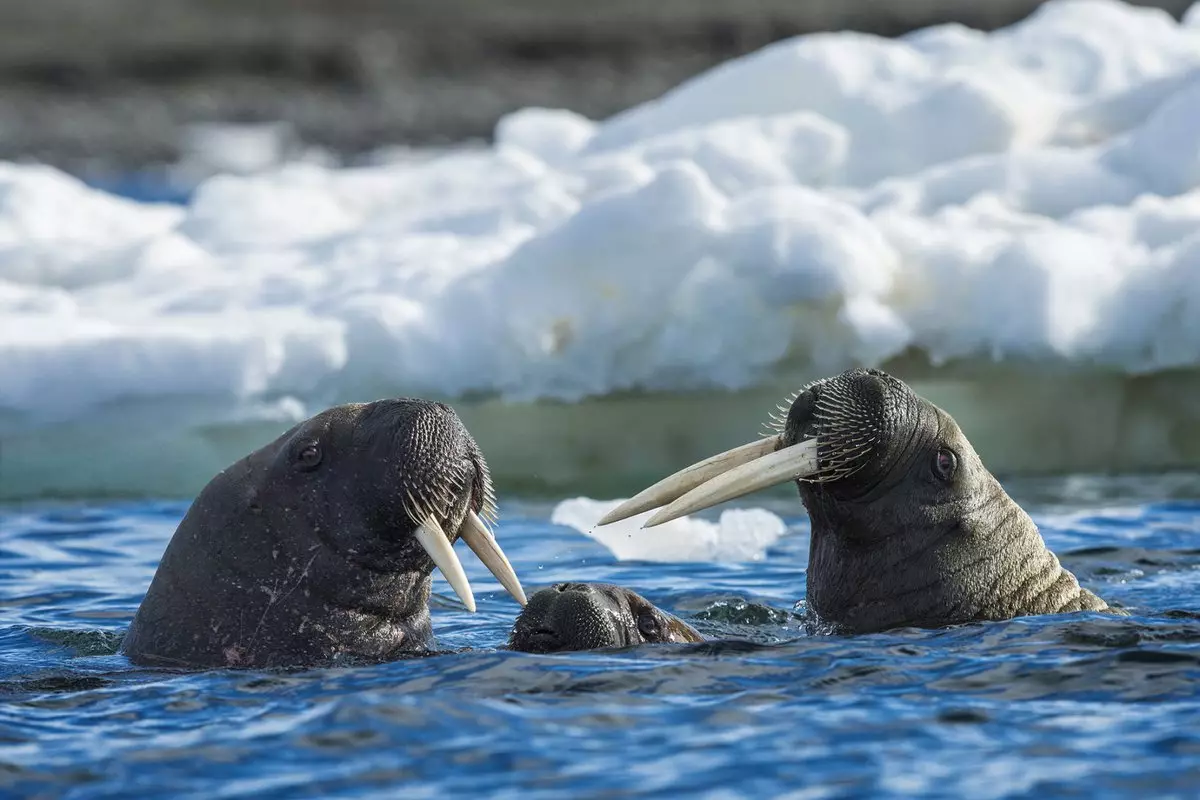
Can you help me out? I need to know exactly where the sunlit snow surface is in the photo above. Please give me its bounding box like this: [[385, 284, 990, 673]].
[[4, 0, 1200, 498], [5, 0, 1200, 417]]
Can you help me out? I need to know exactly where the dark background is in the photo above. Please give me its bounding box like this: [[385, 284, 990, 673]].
[[1, 0, 1193, 173]]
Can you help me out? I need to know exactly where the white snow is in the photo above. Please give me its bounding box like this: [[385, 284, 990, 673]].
[[550, 498, 789, 563], [3, 0, 1200, 496]]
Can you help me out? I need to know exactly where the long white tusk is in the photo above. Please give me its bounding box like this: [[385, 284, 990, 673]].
[[415, 516, 476, 612], [597, 437, 781, 526], [643, 439, 820, 528], [459, 510, 528, 607]]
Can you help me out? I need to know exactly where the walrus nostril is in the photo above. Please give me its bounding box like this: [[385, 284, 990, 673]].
[[784, 386, 821, 443], [557, 583, 590, 593]]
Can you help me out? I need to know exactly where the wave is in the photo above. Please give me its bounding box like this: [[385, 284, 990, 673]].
[[4, 0, 1200, 498]]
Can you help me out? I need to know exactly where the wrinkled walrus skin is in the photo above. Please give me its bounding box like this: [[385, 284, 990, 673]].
[[122, 398, 525, 669], [600, 368, 1114, 635], [509, 582, 703, 653]]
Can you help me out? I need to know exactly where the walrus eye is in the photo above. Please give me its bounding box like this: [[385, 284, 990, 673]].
[[636, 611, 661, 640], [297, 443, 323, 471], [933, 448, 957, 482]]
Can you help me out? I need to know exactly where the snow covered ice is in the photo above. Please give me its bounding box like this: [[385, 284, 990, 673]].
[[551, 498, 789, 564], [3, 0, 1200, 498]]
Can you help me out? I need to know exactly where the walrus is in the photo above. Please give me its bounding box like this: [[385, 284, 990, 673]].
[[508, 582, 703, 653], [121, 398, 527, 669], [599, 368, 1112, 634]]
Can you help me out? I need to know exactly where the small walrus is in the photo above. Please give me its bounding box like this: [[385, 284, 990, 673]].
[[599, 368, 1112, 634], [122, 399, 527, 669], [508, 582, 703, 653]]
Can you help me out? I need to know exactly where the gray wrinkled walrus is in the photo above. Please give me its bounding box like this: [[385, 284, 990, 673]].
[[122, 399, 527, 669], [508, 582, 703, 653], [599, 368, 1111, 634]]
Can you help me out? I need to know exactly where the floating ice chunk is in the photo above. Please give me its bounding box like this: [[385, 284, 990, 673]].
[[621, 112, 849, 193], [495, 108, 597, 164], [859, 149, 1141, 219], [179, 166, 362, 250], [987, 0, 1193, 95], [0, 164, 181, 288], [551, 498, 789, 564], [1104, 74, 1200, 196], [586, 34, 929, 155], [179, 122, 299, 176], [0, 311, 347, 420], [6, 0, 1200, 499]]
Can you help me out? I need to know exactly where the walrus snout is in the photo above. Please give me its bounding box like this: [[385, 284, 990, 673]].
[[508, 583, 702, 653], [354, 399, 493, 519], [778, 368, 919, 489], [349, 399, 526, 612], [508, 583, 623, 653], [596, 368, 924, 528], [597, 370, 894, 528]]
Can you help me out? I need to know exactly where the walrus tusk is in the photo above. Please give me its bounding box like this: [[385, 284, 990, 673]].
[[642, 438, 821, 528], [415, 517, 477, 612], [459, 510, 528, 607], [597, 437, 781, 526]]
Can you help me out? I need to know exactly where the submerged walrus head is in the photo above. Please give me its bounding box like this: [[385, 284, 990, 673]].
[[508, 582, 703, 653], [600, 368, 1110, 634], [122, 399, 526, 669]]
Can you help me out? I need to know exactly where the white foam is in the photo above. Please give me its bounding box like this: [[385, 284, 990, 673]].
[[550, 498, 789, 563], [4, 0, 1200, 495]]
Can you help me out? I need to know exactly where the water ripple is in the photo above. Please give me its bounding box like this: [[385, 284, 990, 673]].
[[0, 481, 1198, 797]]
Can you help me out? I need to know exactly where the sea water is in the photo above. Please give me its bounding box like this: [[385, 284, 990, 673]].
[[1, 476, 1198, 798]]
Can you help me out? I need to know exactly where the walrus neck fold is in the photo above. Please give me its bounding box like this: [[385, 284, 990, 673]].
[[971, 494, 1110, 619], [804, 478, 1109, 634]]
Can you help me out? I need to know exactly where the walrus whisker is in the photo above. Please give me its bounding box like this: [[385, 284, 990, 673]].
[[810, 435, 875, 482], [403, 488, 429, 528], [405, 484, 522, 609], [459, 510, 528, 607], [596, 437, 781, 526], [476, 460, 500, 525], [481, 491, 499, 525], [641, 438, 821, 527], [414, 516, 477, 613]]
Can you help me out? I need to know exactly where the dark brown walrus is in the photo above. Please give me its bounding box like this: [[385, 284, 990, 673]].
[[508, 582, 703, 653], [121, 398, 527, 669], [599, 368, 1112, 634]]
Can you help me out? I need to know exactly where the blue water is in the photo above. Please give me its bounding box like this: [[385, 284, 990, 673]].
[[82, 173, 194, 205], [1, 477, 1199, 798]]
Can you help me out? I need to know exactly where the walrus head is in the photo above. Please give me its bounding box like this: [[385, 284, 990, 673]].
[[508, 582, 703, 653], [122, 398, 526, 668], [247, 398, 525, 614], [599, 368, 1110, 634]]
